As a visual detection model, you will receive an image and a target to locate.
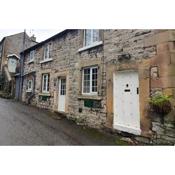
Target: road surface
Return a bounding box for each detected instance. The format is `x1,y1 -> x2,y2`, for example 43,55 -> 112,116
0,98 -> 123,145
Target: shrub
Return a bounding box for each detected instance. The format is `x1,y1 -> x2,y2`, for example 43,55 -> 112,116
149,94 -> 172,115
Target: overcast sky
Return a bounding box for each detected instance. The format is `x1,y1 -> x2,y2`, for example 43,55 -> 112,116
0,29 -> 63,42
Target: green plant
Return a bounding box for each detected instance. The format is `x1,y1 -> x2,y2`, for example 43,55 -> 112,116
149,94 -> 172,115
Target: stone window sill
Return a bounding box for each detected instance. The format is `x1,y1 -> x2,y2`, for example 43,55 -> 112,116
26,90 -> 32,93
78,95 -> 102,100
40,58 -> 53,64
23,70 -> 36,76
28,60 -> 34,64
78,41 -> 103,52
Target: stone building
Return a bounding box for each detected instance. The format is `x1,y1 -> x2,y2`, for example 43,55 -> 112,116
0,32 -> 37,97
21,29 -> 175,144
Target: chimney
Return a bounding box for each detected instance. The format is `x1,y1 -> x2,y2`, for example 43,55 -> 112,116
30,35 -> 36,42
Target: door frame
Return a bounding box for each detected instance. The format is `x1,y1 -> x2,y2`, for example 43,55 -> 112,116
113,70 -> 141,135
57,76 -> 67,113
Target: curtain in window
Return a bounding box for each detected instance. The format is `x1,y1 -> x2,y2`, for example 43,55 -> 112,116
93,30 -> 99,43
85,30 -> 92,46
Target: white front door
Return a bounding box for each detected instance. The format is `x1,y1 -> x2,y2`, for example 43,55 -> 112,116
58,78 -> 66,112
113,71 -> 141,135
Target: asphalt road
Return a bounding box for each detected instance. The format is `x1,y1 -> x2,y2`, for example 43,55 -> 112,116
0,98 -> 120,145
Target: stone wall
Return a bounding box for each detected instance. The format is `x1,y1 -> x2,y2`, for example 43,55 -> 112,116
103,29 -> 158,131
22,29 -> 175,144
1,32 -> 36,71
23,29 -> 158,128
152,120 -> 175,145
103,30 -> 157,62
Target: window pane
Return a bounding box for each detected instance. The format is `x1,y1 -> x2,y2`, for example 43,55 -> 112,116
92,68 -> 98,92
93,30 -> 100,42
30,50 -> 35,61
29,81 -> 31,89
49,44 -> 52,58
44,45 -> 49,60
85,30 -> 92,46
83,68 -> 90,93
43,76 -> 46,91
42,74 -> 49,92
46,45 -> 49,58
28,80 -> 33,90
60,79 -> 66,95
82,67 -> 98,94
47,74 -> 50,91
44,48 -> 46,59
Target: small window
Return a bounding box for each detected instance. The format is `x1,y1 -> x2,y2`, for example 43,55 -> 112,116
29,50 -> 35,62
82,66 -> 98,95
43,43 -> 52,60
27,80 -> 33,91
42,74 -> 50,93
84,30 -> 100,47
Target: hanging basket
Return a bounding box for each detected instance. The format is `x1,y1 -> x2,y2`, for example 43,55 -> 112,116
149,94 -> 172,116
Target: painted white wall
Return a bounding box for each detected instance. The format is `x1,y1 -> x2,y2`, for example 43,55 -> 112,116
8,58 -> 17,73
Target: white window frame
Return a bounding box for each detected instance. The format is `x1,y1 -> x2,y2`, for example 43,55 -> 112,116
43,43 -> 52,60
29,50 -> 35,63
84,30 -> 100,47
82,66 -> 98,95
40,43 -> 53,63
78,30 -> 103,52
27,80 -> 33,92
42,74 -> 49,93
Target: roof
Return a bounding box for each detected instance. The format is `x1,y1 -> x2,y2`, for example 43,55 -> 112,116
21,29 -> 74,54
0,32 -> 24,43
0,32 -> 38,46
0,37 -> 5,45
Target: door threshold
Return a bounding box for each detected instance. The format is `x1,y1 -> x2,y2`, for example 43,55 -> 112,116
54,111 -> 67,117
113,124 -> 141,135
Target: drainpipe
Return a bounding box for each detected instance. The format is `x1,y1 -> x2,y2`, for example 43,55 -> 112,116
149,66 -> 152,97
19,30 -> 26,100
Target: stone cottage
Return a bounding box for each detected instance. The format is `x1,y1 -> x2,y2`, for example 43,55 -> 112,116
0,32 -> 37,97
21,29 -> 175,144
